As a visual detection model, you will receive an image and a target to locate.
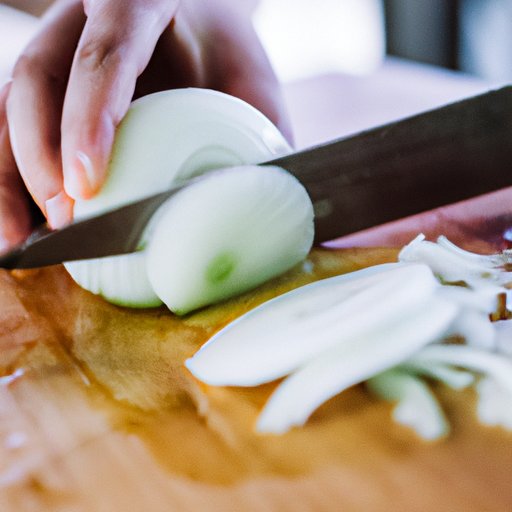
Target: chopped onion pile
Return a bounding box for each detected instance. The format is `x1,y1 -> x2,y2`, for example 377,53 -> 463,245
399,234 -> 512,289
187,235 -> 512,438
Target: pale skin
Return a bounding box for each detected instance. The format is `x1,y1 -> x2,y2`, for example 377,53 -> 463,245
0,0 -> 291,251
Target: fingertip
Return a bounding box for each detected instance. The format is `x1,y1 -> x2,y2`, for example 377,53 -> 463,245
45,190 -> 74,229
0,235 -> 12,255
0,200 -> 32,253
62,110 -> 115,200
0,226 -> 27,254
0,80 -> 12,102
63,150 -> 106,200
0,237 -> 20,257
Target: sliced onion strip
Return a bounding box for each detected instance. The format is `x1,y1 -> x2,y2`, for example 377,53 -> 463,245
187,263 -> 438,386
255,298 -> 457,434
367,370 -> 449,440
411,345 -> 512,394
399,361 -> 474,390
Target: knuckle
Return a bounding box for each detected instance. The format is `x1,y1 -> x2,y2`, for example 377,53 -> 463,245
76,36 -> 123,72
11,53 -> 38,80
11,52 -> 62,87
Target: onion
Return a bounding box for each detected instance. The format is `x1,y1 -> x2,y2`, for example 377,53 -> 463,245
186,263 -> 440,386
255,296 -> 456,434
146,165 -> 314,314
367,370 -> 449,440
65,88 -> 294,310
188,235 -> 512,437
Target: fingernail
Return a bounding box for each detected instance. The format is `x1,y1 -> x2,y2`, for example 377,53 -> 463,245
77,150 -> 98,188
64,151 -> 99,199
45,191 -> 74,229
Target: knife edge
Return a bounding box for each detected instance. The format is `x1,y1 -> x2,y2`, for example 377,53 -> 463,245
2,86 -> 512,269
0,186 -> 182,269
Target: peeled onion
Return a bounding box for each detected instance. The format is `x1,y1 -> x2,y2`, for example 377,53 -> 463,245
65,88 -> 294,309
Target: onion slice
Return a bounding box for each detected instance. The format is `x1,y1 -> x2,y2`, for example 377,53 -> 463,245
255,297 -> 457,434
409,345 -> 512,394
188,234 -> 512,437
477,377 -> 512,429
399,234 -> 512,288
399,361 -> 474,390
187,263 -> 439,385
367,370 -> 449,440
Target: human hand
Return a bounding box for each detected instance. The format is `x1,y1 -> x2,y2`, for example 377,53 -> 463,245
0,0 -> 290,250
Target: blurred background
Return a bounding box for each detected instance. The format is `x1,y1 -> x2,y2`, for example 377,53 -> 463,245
0,0 -> 510,146
252,0 -> 504,145
386,0 -> 512,83
256,0 -> 512,83
2,0 -> 511,82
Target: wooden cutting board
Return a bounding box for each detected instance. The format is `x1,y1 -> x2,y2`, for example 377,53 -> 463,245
2,197 -> 512,512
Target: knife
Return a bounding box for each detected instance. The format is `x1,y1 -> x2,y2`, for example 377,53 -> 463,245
2,86 -> 512,269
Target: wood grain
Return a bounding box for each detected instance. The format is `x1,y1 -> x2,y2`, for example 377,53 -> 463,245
1,245 -> 512,511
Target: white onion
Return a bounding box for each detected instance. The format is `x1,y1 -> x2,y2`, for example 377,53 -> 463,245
255,297 -> 457,434
65,88 -> 292,309
477,377 -> 512,429
146,165 -> 314,315
187,235 -> 512,436
399,234 -> 512,288
367,370 -> 449,440
410,345 -> 512,394
186,263 -> 439,386
399,360 -> 474,390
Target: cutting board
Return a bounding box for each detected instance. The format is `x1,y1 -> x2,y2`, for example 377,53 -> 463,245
1,198 -> 512,511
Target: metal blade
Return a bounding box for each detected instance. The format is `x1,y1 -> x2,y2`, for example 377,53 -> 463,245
266,86 -> 512,243
1,86 -> 512,269
0,186 -> 183,269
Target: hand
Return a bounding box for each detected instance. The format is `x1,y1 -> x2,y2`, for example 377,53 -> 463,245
0,0 -> 291,250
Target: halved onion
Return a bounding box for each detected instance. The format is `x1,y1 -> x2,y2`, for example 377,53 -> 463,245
146,165 -> 314,315
65,88 -> 292,308
74,88 -> 291,219
64,253 -> 160,308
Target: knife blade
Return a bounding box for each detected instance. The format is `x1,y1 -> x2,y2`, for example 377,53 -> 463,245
2,86 -> 512,269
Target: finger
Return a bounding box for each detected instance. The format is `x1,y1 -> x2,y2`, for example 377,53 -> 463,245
203,7 -> 293,144
0,82 -> 31,251
61,0 -> 180,199
7,0 -> 82,228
